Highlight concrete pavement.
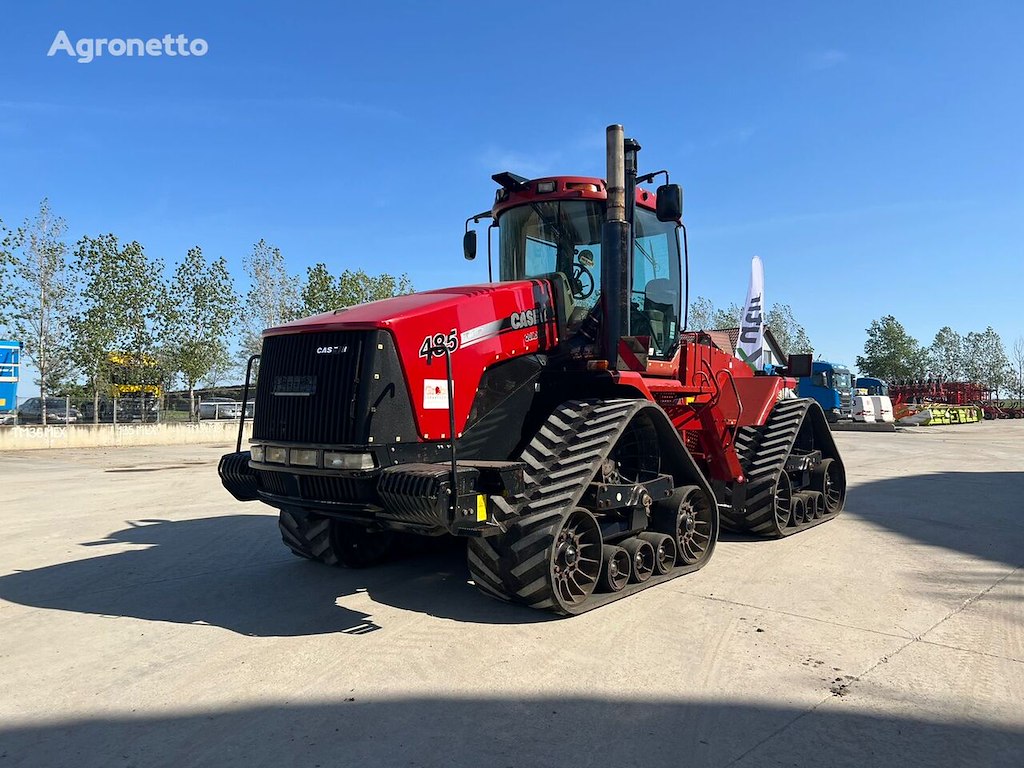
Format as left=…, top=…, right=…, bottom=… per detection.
left=1, top=423, right=1022, bottom=767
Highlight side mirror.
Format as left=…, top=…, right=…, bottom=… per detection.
left=656, top=183, right=683, bottom=222
left=786, top=353, right=813, bottom=378
left=463, top=230, right=477, bottom=261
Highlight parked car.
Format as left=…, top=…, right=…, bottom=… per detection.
left=17, top=397, right=81, bottom=424
left=197, top=398, right=243, bottom=420
left=81, top=398, right=159, bottom=423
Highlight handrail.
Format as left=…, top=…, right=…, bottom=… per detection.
left=714, top=364, right=744, bottom=424
left=236, top=354, right=260, bottom=453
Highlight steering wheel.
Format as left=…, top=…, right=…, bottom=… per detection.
left=570, top=262, right=595, bottom=300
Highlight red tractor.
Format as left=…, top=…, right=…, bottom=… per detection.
left=220, top=125, right=846, bottom=615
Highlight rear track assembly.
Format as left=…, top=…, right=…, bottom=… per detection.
left=721, top=398, right=846, bottom=537
left=467, top=399, right=718, bottom=615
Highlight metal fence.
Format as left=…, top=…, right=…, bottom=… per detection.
left=0, top=395, right=254, bottom=426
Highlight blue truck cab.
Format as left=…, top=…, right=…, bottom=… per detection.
left=797, top=361, right=853, bottom=422
left=855, top=376, right=889, bottom=397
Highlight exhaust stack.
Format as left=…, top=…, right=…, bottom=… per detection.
left=606, top=124, right=625, bottom=222
left=601, top=124, right=632, bottom=369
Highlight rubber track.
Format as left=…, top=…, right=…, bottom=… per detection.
left=720, top=398, right=842, bottom=537
left=467, top=399, right=716, bottom=615
left=278, top=508, right=339, bottom=565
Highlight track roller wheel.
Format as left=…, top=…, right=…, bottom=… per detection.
left=467, top=505, right=603, bottom=614
left=621, top=537, right=655, bottom=583
left=330, top=521, right=395, bottom=568
left=791, top=494, right=807, bottom=525
left=774, top=472, right=794, bottom=530
left=639, top=532, right=676, bottom=575
left=809, top=458, right=846, bottom=514
left=807, top=490, right=824, bottom=519
left=651, top=485, right=715, bottom=566
left=600, top=545, right=630, bottom=592
left=551, top=507, right=603, bottom=608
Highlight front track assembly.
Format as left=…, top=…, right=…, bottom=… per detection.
left=467, top=399, right=719, bottom=615
left=720, top=398, right=847, bottom=537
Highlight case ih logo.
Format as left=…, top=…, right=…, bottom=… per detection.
left=316, top=345, right=348, bottom=355
left=510, top=306, right=552, bottom=330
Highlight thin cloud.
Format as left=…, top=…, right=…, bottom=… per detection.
left=0, top=100, right=128, bottom=116
left=700, top=198, right=976, bottom=238
left=808, top=49, right=849, bottom=71
left=224, top=96, right=406, bottom=121
left=677, top=126, right=756, bottom=157
left=477, top=147, right=564, bottom=178
left=477, top=125, right=616, bottom=178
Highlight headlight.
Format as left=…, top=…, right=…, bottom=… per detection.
left=249, top=444, right=264, bottom=462
left=290, top=449, right=318, bottom=467
left=323, top=451, right=376, bottom=470
left=265, top=447, right=287, bottom=464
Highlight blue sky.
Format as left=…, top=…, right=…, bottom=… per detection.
left=1, top=1, right=1022, bottom=388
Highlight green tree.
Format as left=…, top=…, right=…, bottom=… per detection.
left=166, top=246, right=238, bottom=419
left=0, top=217, right=12, bottom=267
left=297, top=263, right=413, bottom=316
left=69, top=234, right=123, bottom=422
left=0, top=199, right=74, bottom=423
left=685, top=297, right=813, bottom=357
left=112, top=240, right=168, bottom=399
left=200, top=348, right=238, bottom=389
left=240, top=239, right=299, bottom=359
left=711, top=302, right=742, bottom=330
left=1011, top=336, right=1024, bottom=403
left=926, top=326, right=965, bottom=379
left=686, top=296, right=716, bottom=331
left=856, top=315, right=926, bottom=380
left=766, top=303, right=813, bottom=356
left=963, top=327, right=1010, bottom=396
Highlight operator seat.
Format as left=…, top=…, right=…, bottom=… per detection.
left=640, top=278, right=677, bottom=355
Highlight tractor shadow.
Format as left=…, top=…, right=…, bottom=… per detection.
left=4, top=471, right=1020, bottom=637
left=845, top=471, right=1024, bottom=570
left=0, top=514, right=551, bottom=637
left=1, top=696, right=1021, bottom=768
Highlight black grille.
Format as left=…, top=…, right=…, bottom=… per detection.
left=257, top=470, right=290, bottom=495
left=301, top=474, right=377, bottom=505
left=253, top=331, right=367, bottom=444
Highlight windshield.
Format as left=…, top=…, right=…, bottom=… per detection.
left=832, top=371, right=853, bottom=390
left=499, top=200, right=605, bottom=314
left=498, top=200, right=682, bottom=358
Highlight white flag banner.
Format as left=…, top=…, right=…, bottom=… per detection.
left=736, top=255, right=765, bottom=371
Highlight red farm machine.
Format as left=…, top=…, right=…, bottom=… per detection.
left=219, top=125, right=847, bottom=615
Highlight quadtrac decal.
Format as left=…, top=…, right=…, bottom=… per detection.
left=458, top=305, right=555, bottom=350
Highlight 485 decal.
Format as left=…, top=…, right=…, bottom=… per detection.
left=418, top=329, right=459, bottom=359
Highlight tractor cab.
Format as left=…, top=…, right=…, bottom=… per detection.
left=466, top=170, right=685, bottom=361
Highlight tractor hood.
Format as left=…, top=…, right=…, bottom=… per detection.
left=262, top=281, right=561, bottom=440
left=265, top=283, right=528, bottom=336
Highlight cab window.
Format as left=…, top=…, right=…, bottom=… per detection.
left=631, top=207, right=681, bottom=359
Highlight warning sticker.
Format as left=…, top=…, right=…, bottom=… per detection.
left=423, top=379, right=451, bottom=410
